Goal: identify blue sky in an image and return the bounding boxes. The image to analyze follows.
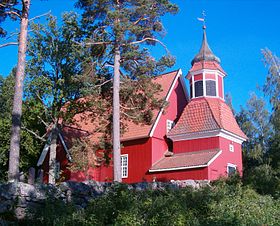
[1,0,279,111]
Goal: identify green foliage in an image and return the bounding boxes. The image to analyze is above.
[0,70,44,181]
[74,0,178,138]
[23,180,280,226]
[0,0,20,37]
[26,13,96,125]
[235,49,280,199]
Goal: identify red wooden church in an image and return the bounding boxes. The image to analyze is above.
[37,27,247,183]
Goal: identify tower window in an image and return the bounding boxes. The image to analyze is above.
[194,80,203,97]
[206,80,216,96]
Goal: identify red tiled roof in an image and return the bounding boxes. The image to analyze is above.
[121,70,179,140]
[150,149,221,172]
[168,97,247,139]
[189,61,226,75]
[64,70,180,142]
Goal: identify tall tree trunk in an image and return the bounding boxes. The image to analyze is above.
[8,0,30,182]
[113,46,121,182]
[48,126,58,184]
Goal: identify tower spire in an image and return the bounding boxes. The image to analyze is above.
[191,14,220,66]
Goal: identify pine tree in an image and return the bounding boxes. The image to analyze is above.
[0,0,31,182]
[76,0,178,182]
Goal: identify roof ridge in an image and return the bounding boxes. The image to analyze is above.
[153,69,180,79]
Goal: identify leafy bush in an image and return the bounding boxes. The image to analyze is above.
[22,180,280,226]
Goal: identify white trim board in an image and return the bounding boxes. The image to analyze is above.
[149,69,182,137]
[168,129,246,144]
[187,68,226,80]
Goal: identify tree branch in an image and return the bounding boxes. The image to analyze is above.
[4,10,21,18]
[0,42,18,48]
[133,17,148,25]
[85,41,112,46]
[22,126,47,142]
[129,37,169,53]
[121,111,138,119]
[120,104,139,110]
[29,10,51,22]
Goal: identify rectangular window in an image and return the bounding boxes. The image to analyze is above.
[166,120,175,133]
[227,163,236,176]
[121,155,128,178]
[206,80,216,96]
[195,80,203,97]
[229,144,234,152]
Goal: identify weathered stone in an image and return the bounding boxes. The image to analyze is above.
[18,182,36,197]
[19,172,25,183]
[15,207,26,219]
[0,180,212,220]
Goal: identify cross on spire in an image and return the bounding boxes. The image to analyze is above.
[197,10,206,29]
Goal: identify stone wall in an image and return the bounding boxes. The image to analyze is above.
[0,180,209,220]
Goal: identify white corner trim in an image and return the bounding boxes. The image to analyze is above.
[149,70,181,137]
[215,71,219,98]
[219,129,247,143]
[168,129,246,144]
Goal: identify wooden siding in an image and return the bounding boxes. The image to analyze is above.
[173,137,220,154]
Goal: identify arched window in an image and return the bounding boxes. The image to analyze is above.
[206,80,216,96]
[194,80,203,97]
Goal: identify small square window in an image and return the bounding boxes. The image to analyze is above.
[229,144,234,152]
[166,120,175,133]
[227,163,236,176]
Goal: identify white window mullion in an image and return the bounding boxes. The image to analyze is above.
[192,75,195,99]
[215,72,219,98]
[203,72,206,97]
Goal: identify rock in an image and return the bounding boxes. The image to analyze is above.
[18,182,36,197]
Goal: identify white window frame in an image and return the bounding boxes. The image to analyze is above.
[166,120,175,133]
[121,154,128,178]
[227,163,236,176]
[229,144,234,152]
